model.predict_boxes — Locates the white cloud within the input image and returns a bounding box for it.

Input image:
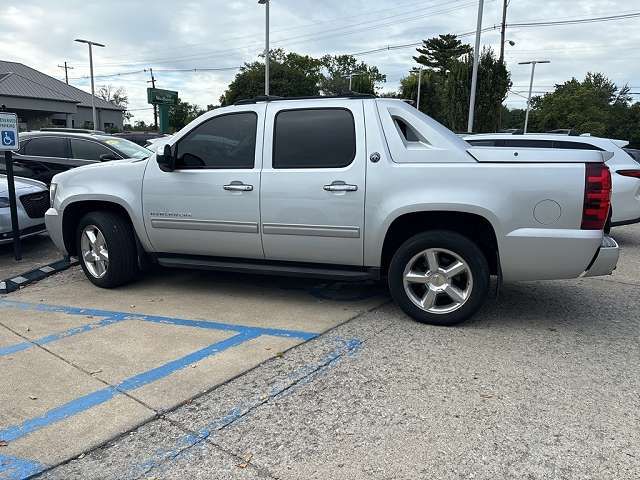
[2,0,638,124]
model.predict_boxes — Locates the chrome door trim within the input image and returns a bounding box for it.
[262,223,360,238]
[151,218,259,233]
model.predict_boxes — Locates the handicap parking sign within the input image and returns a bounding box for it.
[2,130,16,146]
[0,112,19,151]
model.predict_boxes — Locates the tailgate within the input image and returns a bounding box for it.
[467,147,612,163]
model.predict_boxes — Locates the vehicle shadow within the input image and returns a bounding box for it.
[469,278,639,337]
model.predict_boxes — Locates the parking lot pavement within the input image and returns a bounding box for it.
[1,225,638,480]
[0,267,387,479]
[0,234,64,281]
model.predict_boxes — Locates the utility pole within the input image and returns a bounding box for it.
[57,61,74,84]
[147,68,158,131]
[75,39,105,130]
[467,0,484,133]
[499,0,508,63]
[258,0,270,95]
[519,60,550,133]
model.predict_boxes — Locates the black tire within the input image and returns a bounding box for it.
[388,230,490,326]
[76,211,139,288]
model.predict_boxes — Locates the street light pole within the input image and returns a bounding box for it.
[519,60,550,133]
[411,67,423,110]
[75,39,105,130]
[258,0,270,96]
[467,0,484,133]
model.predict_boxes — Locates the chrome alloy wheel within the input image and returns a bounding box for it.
[402,248,473,314]
[80,225,109,279]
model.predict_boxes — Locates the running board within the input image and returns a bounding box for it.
[156,256,379,281]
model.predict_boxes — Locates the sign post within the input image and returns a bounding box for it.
[147,88,178,134]
[0,108,21,260]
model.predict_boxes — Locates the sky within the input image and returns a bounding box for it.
[1,0,639,125]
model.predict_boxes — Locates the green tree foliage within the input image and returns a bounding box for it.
[413,34,472,72]
[220,49,324,105]
[220,50,385,105]
[169,98,205,131]
[319,54,386,95]
[527,73,636,138]
[400,42,510,132]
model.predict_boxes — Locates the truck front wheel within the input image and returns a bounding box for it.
[388,230,490,326]
[76,211,139,288]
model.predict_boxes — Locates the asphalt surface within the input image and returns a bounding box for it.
[0,226,640,480]
[0,235,63,281]
[10,223,634,480]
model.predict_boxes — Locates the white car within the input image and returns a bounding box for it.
[0,175,49,244]
[465,134,640,227]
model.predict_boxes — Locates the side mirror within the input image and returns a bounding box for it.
[99,153,118,161]
[157,144,176,172]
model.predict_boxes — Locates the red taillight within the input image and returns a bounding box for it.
[581,163,612,230]
[617,169,640,179]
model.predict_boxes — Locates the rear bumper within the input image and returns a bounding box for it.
[582,235,619,277]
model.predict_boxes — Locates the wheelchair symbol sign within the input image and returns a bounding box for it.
[0,112,19,151]
[2,130,16,146]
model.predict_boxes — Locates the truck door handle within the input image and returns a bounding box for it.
[323,181,358,192]
[223,182,253,192]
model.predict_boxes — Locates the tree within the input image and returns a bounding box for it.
[97,85,132,121]
[220,49,324,105]
[169,98,205,131]
[399,45,510,132]
[413,34,472,73]
[319,54,386,95]
[399,69,444,121]
[527,73,633,137]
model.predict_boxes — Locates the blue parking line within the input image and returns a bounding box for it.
[129,338,363,479]
[0,331,258,444]
[0,453,47,480]
[0,300,317,341]
[0,315,127,357]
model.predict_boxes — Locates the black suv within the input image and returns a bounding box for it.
[0,131,152,184]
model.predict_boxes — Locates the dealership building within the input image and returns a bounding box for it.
[0,60,123,131]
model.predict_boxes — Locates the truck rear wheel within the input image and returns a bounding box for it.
[76,211,139,288]
[388,230,489,326]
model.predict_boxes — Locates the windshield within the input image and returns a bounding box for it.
[102,137,152,159]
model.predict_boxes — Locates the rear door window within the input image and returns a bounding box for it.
[273,108,356,169]
[23,137,69,157]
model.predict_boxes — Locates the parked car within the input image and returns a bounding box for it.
[465,134,640,227]
[46,95,618,326]
[0,131,152,184]
[144,135,173,151]
[0,175,49,244]
[112,131,168,146]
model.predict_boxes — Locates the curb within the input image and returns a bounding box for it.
[0,257,78,294]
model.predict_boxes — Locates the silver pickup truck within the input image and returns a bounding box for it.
[45,95,618,326]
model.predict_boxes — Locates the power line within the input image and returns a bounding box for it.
[79,0,478,68]
[508,11,640,28]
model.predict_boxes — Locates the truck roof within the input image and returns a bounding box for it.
[234,93,376,105]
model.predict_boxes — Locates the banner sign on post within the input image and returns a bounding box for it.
[0,112,19,151]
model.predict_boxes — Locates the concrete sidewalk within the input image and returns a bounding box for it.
[0,268,387,479]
